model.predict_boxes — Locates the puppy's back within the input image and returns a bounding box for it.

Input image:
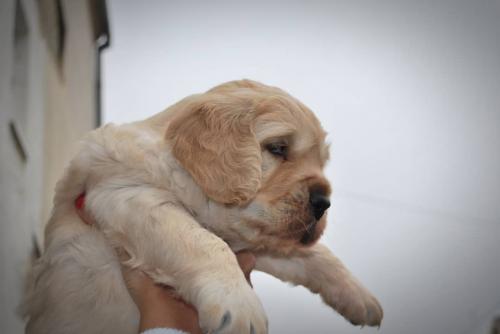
[22,125,145,334]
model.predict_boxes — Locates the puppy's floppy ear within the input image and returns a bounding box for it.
[166,93,262,205]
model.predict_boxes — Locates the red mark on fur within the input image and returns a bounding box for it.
[75,193,93,226]
[75,193,85,210]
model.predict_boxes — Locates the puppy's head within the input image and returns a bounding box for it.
[166,80,330,250]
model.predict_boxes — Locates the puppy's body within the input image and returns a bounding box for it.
[24,80,382,334]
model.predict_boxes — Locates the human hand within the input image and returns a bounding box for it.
[122,251,256,334]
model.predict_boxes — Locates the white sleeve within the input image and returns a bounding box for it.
[141,328,188,334]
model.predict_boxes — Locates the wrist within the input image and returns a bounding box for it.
[139,308,185,332]
[137,287,200,334]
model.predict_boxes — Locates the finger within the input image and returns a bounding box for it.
[236,251,256,274]
[115,247,132,263]
[236,251,256,286]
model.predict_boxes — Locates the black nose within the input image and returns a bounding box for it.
[309,191,330,220]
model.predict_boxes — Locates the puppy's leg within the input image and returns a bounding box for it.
[87,186,267,334]
[255,244,383,326]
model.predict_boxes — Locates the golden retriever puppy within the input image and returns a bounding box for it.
[23,80,383,334]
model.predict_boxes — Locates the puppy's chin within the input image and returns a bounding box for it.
[297,216,327,246]
[237,205,327,253]
[281,214,325,246]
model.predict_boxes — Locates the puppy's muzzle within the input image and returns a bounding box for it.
[309,190,330,220]
[300,189,330,245]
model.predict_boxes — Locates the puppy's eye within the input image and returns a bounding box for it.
[266,143,288,158]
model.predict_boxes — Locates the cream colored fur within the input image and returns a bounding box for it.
[23,80,382,334]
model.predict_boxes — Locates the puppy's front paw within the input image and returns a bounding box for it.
[321,275,383,327]
[197,282,267,334]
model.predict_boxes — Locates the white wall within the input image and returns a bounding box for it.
[103,1,500,333]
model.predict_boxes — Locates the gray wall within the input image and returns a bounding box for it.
[0,0,100,332]
[104,1,500,333]
[1,1,47,332]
